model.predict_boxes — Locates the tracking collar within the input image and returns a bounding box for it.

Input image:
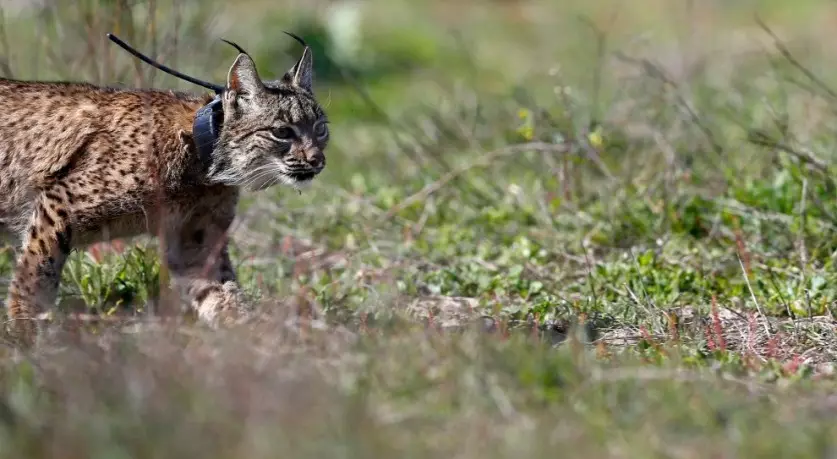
[192,97,224,168]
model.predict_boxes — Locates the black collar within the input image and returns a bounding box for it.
[192,96,224,168]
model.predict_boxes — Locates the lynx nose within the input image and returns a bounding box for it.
[306,150,325,169]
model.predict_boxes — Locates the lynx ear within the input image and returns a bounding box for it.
[284,46,313,92]
[226,53,266,97]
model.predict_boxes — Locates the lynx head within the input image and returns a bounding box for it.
[209,42,328,191]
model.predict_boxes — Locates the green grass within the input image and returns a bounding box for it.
[3,0,837,457]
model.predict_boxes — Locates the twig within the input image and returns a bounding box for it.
[737,252,771,337]
[147,0,158,87]
[765,264,795,320]
[754,15,837,101]
[382,142,568,220]
[0,6,13,78]
[746,132,831,176]
[575,10,620,125]
[798,178,808,270]
[612,50,724,157]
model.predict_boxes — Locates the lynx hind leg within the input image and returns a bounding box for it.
[164,199,250,327]
[5,189,72,345]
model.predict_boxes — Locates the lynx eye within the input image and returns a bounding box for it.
[272,126,295,141]
[313,121,328,138]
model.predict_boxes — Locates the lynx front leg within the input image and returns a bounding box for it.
[6,190,72,345]
[164,199,249,327]
[178,244,247,326]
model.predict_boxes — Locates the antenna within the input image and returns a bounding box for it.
[106,33,224,94]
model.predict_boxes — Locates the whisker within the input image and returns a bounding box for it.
[239,162,286,190]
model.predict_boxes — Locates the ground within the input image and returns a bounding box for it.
[2,0,837,457]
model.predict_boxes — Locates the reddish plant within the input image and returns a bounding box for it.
[709,295,727,352]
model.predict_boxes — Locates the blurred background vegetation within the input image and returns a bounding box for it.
[3,0,837,457]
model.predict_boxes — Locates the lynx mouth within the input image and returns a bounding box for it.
[288,169,321,183]
[243,168,321,192]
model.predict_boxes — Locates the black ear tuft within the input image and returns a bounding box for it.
[282,31,308,48]
[221,38,249,56]
[280,32,314,92]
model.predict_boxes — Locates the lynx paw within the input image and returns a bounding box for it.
[195,281,252,327]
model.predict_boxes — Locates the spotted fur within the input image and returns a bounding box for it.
[0,45,328,346]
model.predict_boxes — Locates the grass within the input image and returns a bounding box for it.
[2,0,837,456]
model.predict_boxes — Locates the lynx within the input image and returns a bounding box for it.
[0,34,329,345]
